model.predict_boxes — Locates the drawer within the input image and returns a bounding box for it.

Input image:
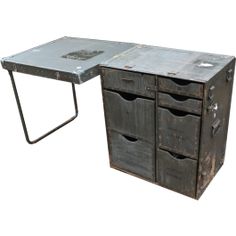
[159,92,202,115]
[103,90,155,143]
[158,107,201,159]
[102,68,156,98]
[157,149,197,198]
[109,130,155,180]
[159,77,203,99]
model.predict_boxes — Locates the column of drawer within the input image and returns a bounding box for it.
[157,77,204,198]
[102,68,156,180]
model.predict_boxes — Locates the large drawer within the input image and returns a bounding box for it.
[159,92,202,115]
[157,149,197,198]
[109,130,155,180]
[102,68,156,98]
[159,77,203,99]
[158,107,201,159]
[103,90,155,143]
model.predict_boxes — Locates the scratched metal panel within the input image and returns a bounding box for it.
[102,45,235,83]
[1,37,135,84]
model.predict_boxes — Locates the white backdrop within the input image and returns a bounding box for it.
[0,1,236,235]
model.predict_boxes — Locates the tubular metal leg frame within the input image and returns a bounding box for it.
[8,70,78,144]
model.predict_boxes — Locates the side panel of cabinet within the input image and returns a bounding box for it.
[196,59,235,199]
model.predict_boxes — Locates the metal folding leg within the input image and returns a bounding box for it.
[8,70,78,144]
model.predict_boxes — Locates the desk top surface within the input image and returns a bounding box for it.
[1,37,135,83]
[1,37,234,83]
[101,44,234,83]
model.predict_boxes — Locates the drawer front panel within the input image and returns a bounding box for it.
[157,149,197,198]
[103,90,155,143]
[102,68,156,98]
[159,92,202,115]
[158,107,201,159]
[109,130,155,180]
[159,77,203,99]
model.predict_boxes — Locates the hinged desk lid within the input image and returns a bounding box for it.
[1,36,135,84]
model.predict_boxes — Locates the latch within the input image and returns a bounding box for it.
[207,102,218,113]
[208,85,215,101]
[226,68,233,82]
[212,119,221,137]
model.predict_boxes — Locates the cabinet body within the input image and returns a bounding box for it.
[101,60,235,199]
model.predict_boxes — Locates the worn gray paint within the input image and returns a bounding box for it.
[2,37,235,199]
[158,92,202,115]
[196,59,235,199]
[1,37,135,83]
[102,44,234,83]
[102,67,156,98]
[157,149,197,198]
[158,107,201,159]
[103,90,155,143]
[108,130,155,180]
[158,77,203,99]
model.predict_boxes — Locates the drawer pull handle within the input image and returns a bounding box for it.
[118,91,138,101]
[169,93,189,102]
[167,150,187,160]
[170,78,191,86]
[121,78,134,83]
[122,134,138,142]
[168,108,188,117]
[212,119,221,137]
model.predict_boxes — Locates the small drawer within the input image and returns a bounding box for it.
[159,92,202,115]
[159,77,203,99]
[157,149,197,198]
[102,68,156,98]
[109,130,155,180]
[103,90,155,143]
[158,107,201,159]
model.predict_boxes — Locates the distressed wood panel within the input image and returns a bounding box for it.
[103,90,155,143]
[157,149,197,198]
[102,68,156,98]
[109,130,155,180]
[196,59,235,199]
[159,92,202,115]
[159,77,203,99]
[158,107,201,159]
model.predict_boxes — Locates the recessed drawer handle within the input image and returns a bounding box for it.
[167,108,188,117]
[121,78,134,83]
[212,119,221,137]
[169,78,191,86]
[122,134,138,142]
[167,150,187,160]
[117,91,138,101]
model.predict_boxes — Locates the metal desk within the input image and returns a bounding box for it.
[1,36,235,198]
